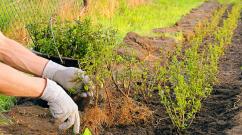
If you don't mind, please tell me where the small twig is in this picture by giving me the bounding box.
[188,116,195,128]
[127,65,132,96]
[104,86,113,115]
[94,85,99,106]
[111,72,129,98]
[49,17,63,64]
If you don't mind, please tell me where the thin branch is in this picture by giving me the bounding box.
[49,17,63,64]
[111,72,129,98]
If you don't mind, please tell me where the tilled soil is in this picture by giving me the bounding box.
[226,15,242,134]
[0,1,241,135]
[0,106,61,135]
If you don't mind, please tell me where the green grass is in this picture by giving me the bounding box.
[0,95,15,112]
[218,0,241,4]
[88,0,205,40]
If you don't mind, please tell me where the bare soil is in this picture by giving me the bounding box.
[0,1,241,135]
[0,106,66,135]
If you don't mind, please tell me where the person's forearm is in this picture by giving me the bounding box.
[0,33,48,76]
[0,62,46,97]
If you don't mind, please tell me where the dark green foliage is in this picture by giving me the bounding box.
[27,19,117,60]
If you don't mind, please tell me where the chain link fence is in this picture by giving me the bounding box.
[0,0,84,36]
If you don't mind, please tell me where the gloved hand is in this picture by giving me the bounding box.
[42,61,92,97]
[41,79,80,134]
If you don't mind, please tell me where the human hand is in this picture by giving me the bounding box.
[53,67,90,92]
[42,61,93,97]
[0,31,3,36]
[41,79,80,134]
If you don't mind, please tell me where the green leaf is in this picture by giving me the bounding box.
[82,128,92,135]
[84,85,89,91]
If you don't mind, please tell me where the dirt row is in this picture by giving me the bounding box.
[0,1,241,135]
[226,11,242,135]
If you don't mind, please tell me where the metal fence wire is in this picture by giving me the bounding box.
[0,0,84,32]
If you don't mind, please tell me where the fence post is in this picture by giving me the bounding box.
[83,0,88,7]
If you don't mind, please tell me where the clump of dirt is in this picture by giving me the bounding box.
[118,32,176,63]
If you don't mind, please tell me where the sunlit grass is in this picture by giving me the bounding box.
[218,0,241,4]
[86,0,205,40]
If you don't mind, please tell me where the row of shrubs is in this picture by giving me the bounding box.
[156,3,241,129]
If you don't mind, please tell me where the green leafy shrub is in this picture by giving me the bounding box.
[27,19,117,60]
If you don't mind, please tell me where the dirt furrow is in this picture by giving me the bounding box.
[226,11,242,135]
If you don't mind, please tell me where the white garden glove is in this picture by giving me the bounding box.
[41,79,80,134]
[42,61,91,96]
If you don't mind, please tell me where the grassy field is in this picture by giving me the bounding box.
[86,0,205,40]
